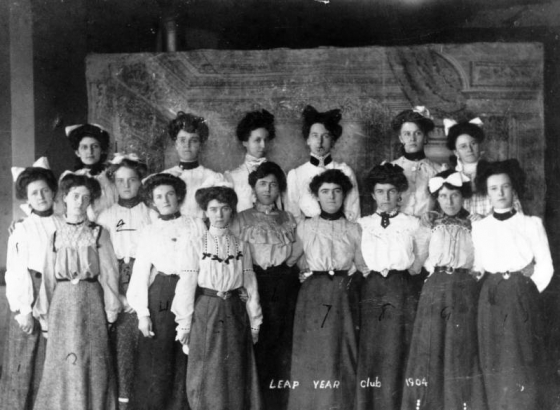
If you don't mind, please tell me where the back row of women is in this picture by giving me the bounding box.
[1,104,553,410]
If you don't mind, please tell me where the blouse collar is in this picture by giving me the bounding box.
[403,150,426,161]
[244,154,267,172]
[320,208,345,221]
[209,224,229,237]
[31,208,54,218]
[158,211,181,221]
[310,153,332,167]
[493,208,517,221]
[118,196,142,209]
[254,202,277,215]
[179,160,200,171]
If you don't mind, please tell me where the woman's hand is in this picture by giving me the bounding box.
[251,328,259,344]
[119,294,135,314]
[176,329,190,345]
[138,316,154,338]
[468,213,483,222]
[298,270,312,283]
[16,313,34,334]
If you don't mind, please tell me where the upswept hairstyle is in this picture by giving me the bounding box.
[195,186,238,212]
[15,168,58,201]
[446,122,485,151]
[68,124,110,153]
[365,163,408,194]
[142,173,187,205]
[236,109,276,142]
[429,169,473,199]
[168,111,209,143]
[59,173,102,201]
[301,105,343,142]
[391,109,435,135]
[106,158,148,182]
[309,169,353,198]
[248,161,287,192]
[475,159,526,198]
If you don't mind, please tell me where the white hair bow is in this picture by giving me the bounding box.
[428,172,470,193]
[11,156,51,182]
[199,179,234,190]
[412,106,433,119]
[111,152,141,165]
[443,117,483,136]
[65,123,107,137]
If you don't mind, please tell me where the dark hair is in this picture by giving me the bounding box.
[365,163,408,194]
[429,169,472,199]
[15,168,58,200]
[302,105,343,142]
[475,159,526,198]
[167,111,209,143]
[67,124,110,165]
[236,109,275,142]
[59,173,102,201]
[391,109,435,135]
[446,122,485,151]
[195,186,238,212]
[248,161,287,192]
[106,158,148,182]
[142,173,187,205]
[309,169,353,198]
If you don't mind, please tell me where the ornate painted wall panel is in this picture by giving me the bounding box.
[86,43,544,216]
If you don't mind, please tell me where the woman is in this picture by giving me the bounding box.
[0,158,61,410]
[163,111,225,218]
[444,118,522,219]
[34,172,121,410]
[286,105,360,222]
[126,173,205,410]
[172,185,263,410]
[231,161,300,410]
[96,153,155,409]
[401,169,486,410]
[473,159,553,410]
[226,109,282,212]
[287,169,367,410]
[65,123,118,219]
[390,107,444,217]
[356,163,429,410]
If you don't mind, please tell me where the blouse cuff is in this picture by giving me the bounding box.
[135,308,150,318]
[19,305,33,315]
[106,311,118,324]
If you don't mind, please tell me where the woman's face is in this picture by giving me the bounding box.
[316,182,344,214]
[487,173,514,210]
[437,186,464,216]
[253,174,280,206]
[114,166,141,200]
[63,186,92,219]
[75,136,102,166]
[398,122,426,154]
[152,184,180,215]
[453,134,480,165]
[242,128,269,159]
[26,180,55,212]
[175,130,201,162]
[371,183,399,213]
[206,199,233,228]
[307,123,333,157]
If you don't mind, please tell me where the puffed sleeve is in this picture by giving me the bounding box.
[127,226,153,318]
[410,219,431,275]
[171,239,201,333]
[286,169,304,223]
[242,243,263,329]
[5,223,34,314]
[471,220,485,275]
[529,217,553,293]
[513,192,524,215]
[422,229,435,274]
[351,223,368,274]
[286,220,306,269]
[34,233,57,331]
[97,227,122,323]
[342,166,361,222]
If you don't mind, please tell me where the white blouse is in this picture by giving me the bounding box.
[472,212,553,292]
[172,225,263,333]
[163,164,225,218]
[286,159,361,223]
[358,213,429,276]
[127,215,206,318]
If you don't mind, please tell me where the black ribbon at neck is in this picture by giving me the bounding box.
[377,211,398,228]
[403,150,426,161]
[159,211,181,221]
[179,161,199,171]
[310,154,332,167]
[32,208,54,218]
[320,208,345,221]
[493,209,517,221]
[118,196,142,209]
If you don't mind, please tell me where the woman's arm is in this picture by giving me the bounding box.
[97,227,122,323]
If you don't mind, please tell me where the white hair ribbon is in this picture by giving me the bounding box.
[443,117,484,136]
[11,156,51,182]
[412,106,433,119]
[428,172,470,193]
[111,152,141,165]
[65,123,107,137]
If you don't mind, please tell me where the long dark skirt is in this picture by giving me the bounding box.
[0,269,45,410]
[478,273,545,410]
[34,280,117,410]
[131,273,187,410]
[187,291,262,410]
[253,264,300,410]
[287,272,358,410]
[401,269,486,410]
[355,270,415,410]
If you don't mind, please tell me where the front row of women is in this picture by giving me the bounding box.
[1,153,553,410]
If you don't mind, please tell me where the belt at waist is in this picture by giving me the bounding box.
[487,262,534,279]
[199,287,243,300]
[312,270,348,277]
[254,263,292,276]
[369,269,407,278]
[434,266,470,275]
[56,276,98,283]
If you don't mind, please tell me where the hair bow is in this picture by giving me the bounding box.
[11,156,51,182]
[59,170,79,181]
[443,117,483,136]
[65,123,107,137]
[302,105,342,126]
[412,106,433,120]
[199,179,234,190]
[111,152,141,165]
[428,172,470,193]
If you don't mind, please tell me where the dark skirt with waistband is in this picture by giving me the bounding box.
[478,272,545,410]
[0,269,46,410]
[34,279,117,410]
[130,273,188,410]
[253,263,300,410]
[287,271,358,410]
[187,288,262,410]
[400,268,486,410]
[355,270,415,410]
